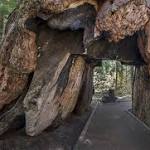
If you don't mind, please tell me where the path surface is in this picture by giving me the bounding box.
[75,101,150,150]
[0,112,91,150]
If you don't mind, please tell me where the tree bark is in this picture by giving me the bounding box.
[23,26,85,136]
[132,65,150,126]
[0,65,28,110]
[0,0,150,137]
[75,63,94,114]
[95,0,149,42]
[24,53,85,136]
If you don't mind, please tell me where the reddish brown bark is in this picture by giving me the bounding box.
[0,0,150,137]
[75,63,94,114]
[133,65,150,126]
[95,0,149,42]
[0,65,28,110]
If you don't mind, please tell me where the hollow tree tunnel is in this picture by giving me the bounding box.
[0,0,150,138]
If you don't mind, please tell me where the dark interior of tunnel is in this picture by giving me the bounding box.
[22,2,148,118]
[1,2,150,149]
[25,15,145,64]
[23,10,147,121]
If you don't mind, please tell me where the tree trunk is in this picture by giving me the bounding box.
[75,63,94,114]
[0,0,150,137]
[132,65,150,126]
[23,26,85,136]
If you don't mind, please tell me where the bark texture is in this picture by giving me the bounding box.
[95,0,149,42]
[138,21,150,73]
[0,0,150,137]
[0,65,28,110]
[0,92,25,135]
[24,54,85,136]
[133,65,150,126]
[75,63,94,114]
[133,10,150,127]
[23,26,85,136]
[88,34,144,65]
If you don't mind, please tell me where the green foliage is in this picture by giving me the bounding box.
[0,0,16,15]
[93,60,134,97]
[0,0,17,38]
[94,61,116,95]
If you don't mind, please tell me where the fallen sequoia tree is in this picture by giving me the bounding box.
[132,65,150,126]
[0,0,150,138]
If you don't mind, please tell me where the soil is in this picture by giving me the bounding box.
[0,109,91,150]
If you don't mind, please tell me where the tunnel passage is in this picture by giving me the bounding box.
[0,0,150,137]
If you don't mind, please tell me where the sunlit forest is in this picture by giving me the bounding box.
[0,0,17,39]
[93,61,134,97]
[0,0,134,99]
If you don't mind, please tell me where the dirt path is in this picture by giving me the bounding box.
[75,101,150,150]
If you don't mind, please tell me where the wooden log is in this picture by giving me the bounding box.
[0,12,84,110]
[0,1,39,114]
[47,4,96,31]
[46,3,96,47]
[60,56,85,119]
[29,20,145,65]
[24,54,85,136]
[88,34,144,65]
[23,27,86,136]
[40,0,98,13]
[24,52,71,136]
[8,29,37,73]
[138,21,150,63]
[95,0,149,42]
[0,71,33,135]
[36,25,84,55]
[0,91,25,135]
[0,64,28,110]
[138,21,150,74]
[0,7,38,73]
[132,65,150,126]
[74,63,94,114]
[0,0,149,138]
[0,0,147,75]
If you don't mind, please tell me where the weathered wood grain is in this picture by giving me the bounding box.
[132,65,150,126]
[0,65,28,110]
[24,51,71,136]
[0,0,150,138]
[88,34,144,65]
[95,0,149,42]
[0,92,25,135]
[75,63,94,114]
[23,27,86,136]
[60,56,85,119]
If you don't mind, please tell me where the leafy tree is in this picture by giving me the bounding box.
[93,60,133,98]
[0,0,17,39]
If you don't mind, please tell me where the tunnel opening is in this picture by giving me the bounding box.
[1,0,150,149]
[0,9,148,136]
[93,60,134,102]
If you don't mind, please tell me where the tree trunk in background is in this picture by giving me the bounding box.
[115,62,118,93]
[132,65,150,126]
[75,63,94,114]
